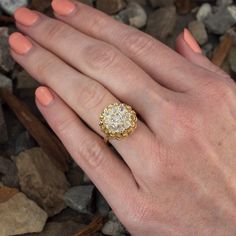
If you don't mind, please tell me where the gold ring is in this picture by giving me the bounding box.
[99,103,137,143]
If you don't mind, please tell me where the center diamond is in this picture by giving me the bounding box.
[100,103,137,140]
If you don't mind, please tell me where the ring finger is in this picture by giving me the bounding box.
[9,33,157,177]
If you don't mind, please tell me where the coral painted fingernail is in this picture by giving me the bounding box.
[14,7,39,26]
[35,87,54,107]
[51,0,76,16]
[183,28,202,54]
[9,32,32,55]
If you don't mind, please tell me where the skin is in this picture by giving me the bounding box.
[9,2,236,235]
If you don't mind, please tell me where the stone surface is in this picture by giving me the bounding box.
[0,0,28,15]
[0,192,47,235]
[0,73,13,92]
[188,20,208,45]
[96,190,110,216]
[16,70,39,89]
[204,7,236,35]
[0,105,8,144]
[146,6,177,41]
[102,211,126,236]
[149,0,174,8]
[96,0,127,14]
[229,46,236,76]
[0,186,18,203]
[0,28,15,72]
[196,3,212,22]
[216,0,233,6]
[64,185,95,215]
[0,156,18,187]
[16,147,69,216]
[127,0,147,6]
[115,2,147,28]
[23,221,85,236]
[31,0,51,11]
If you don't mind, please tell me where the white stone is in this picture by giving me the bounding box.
[0,0,28,15]
[228,5,236,21]
[196,3,212,22]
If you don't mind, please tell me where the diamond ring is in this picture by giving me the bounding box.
[99,103,138,143]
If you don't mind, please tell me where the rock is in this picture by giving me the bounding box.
[23,221,85,236]
[64,185,95,215]
[146,6,177,41]
[96,0,127,14]
[0,28,15,72]
[0,0,28,15]
[0,192,47,235]
[127,0,147,6]
[188,20,208,45]
[16,147,69,216]
[229,46,236,75]
[101,211,126,236]
[31,0,51,11]
[0,105,8,144]
[216,0,233,6]
[0,186,18,203]
[204,7,236,35]
[16,70,39,89]
[0,156,18,187]
[96,190,110,216]
[0,74,13,92]
[149,0,174,8]
[115,2,147,28]
[196,3,212,22]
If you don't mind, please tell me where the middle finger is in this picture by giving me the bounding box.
[14,8,171,129]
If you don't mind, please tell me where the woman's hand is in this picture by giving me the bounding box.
[9,1,236,235]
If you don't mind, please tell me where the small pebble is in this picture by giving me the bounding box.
[188,20,208,45]
[0,0,28,15]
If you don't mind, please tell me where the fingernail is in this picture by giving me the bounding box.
[35,87,54,107]
[51,0,76,16]
[14,7,39,26]
[183,28,202,54]
[9,32,33,55]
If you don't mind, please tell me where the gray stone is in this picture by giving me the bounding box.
[229,46,236,75]
[0,156,18,187]
[0,105,8,144]
[127,0,147,6]
[196,3,212,22]
[216,0,233,6]
[96,0,127,14]
[149,0,174,8]
[204,7,236,35]
[0,192,47,235]
[16,147,69,216]
[101,211,126,236]
[23,221,85,236]
[96,191,110,216]
[115,2,147,28]
[0,0,28,15]
[16,70,39,89]
[0,28,15,72]
[0,74,13,92]
[146,6,176,41]
[188,20,208,45]
[64,185,95,215]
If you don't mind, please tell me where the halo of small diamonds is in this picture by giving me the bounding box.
[100,103,137,141]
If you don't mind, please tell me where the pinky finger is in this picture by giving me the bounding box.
[35,86,139,219]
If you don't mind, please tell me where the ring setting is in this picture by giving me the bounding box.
[99,103,137,142]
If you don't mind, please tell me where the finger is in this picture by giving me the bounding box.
[35,86,139,219]
[51,0,202,92]
[9,32,157,178]
[14,7,169,125]
[176,29,230,78]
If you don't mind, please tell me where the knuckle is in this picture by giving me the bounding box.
[77,137,105,168]
[43,20,69,42]
[78,82,108,110]
[55,116,77,136]
[87,12,107,34]
[84,43,118,71]
[121,30,155,57]
[35,57,56,80]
